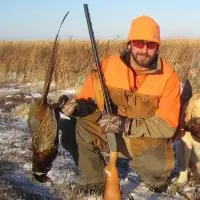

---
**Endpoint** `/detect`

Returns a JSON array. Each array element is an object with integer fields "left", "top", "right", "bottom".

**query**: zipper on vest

[{"left": 133, "top": 93, "right": 136, "bottom": 105}]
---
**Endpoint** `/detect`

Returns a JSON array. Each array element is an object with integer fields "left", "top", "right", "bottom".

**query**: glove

[
  {"left": 97, "top": 113, "right": 131, "bottom": 134},
  {"left": 58, "top": 95, "right": 78, "bottom": 116}
]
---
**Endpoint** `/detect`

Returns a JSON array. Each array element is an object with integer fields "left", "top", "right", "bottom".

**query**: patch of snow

[
  {"left": 31, "top": 93, "right": 42, "bottom": 98},
  {"left": 23, "top": 162, "right": 32, "bottom": 171},
  {"left": 59, "top": 89, "right": 76, "bottom": 95},
  {"left": 0, "top": 87, "right": 20, "bottom": 94},
  {"left": 5, "top": 101, "right": 12, "bottom": 105},
  {"left": 24, "top": 95, "right": 32, "bottom": 99},
  {"left": 5, "top": 95, "right": 12, "bottom": 98},
  {"left": 1, "top": 173, "right": 57, "bottom": 199}
]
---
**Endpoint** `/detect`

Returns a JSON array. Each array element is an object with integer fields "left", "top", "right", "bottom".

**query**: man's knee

[
  {"left": 75, "top": 115, "right": 106, "bottom": 184},
  {"left": 76, "top": 113, "right": 108, "bottom": 152},
  {"left": 131, "top": 153, "right": 166, "bottom": 173},
  {"left": 76, "top": 117, "right": 95, "bottom": 151},
  {"left": 76, "top": 116, "right": 90, "bottom": 140},
  {"left": 130, "top": 150, "right": 170, "bottom": 186}
]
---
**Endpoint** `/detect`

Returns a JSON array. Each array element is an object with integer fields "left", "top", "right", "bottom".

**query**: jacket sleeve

[
  {"left": 130, "top": 71, "right": 181, "bottom": 138},
  {"left": 74, "top": 59, "right": 109, "bottom": 116},
  {"left": 77, "top": 58, "right": 108, "bottom": 100},
  {"left": 70, "top": 74, "right": 96, "bottom": 117}
]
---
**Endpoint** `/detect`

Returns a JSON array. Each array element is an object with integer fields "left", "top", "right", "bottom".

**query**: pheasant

[{"left": 27, "top": 12, "right": 70, "bottom": 183}]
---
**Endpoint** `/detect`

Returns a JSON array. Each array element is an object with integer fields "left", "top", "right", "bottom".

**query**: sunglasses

[{"left": 132, "top": 40, "right": 158, "bottom": 50}]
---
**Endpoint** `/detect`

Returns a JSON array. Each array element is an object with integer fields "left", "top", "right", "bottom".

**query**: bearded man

[{"left": 61, "top": 15, "right": 181, "bottom": 193}]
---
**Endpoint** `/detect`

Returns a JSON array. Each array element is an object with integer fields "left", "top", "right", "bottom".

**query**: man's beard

[{"left": 131, "top": 52, "right": 157, "bottom": 68}]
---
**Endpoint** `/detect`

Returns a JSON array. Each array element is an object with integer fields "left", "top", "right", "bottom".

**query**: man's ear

[{"left": 127, "top": 41, "right": 132, "bottom": 51}]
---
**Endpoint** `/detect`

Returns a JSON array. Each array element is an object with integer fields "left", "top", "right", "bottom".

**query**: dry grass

[
  {"left": 160, "top": 39, "right": 200, "bottom": 82},
  {"left": 0, "top": 39, "right": 200, "bottom": 91}
]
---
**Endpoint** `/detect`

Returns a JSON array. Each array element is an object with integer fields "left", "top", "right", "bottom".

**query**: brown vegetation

[{"left": 0, "top": 39, "right": 200, "bottom": 91}]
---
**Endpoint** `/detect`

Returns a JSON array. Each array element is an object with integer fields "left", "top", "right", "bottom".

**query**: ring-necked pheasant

[{"left": 27, "top": 12, "right": 70, "bottom": 183}]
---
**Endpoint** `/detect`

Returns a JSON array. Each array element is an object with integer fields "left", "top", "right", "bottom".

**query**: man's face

[{"left": 130, "top": 40, "right": 158, "bottom": 68}]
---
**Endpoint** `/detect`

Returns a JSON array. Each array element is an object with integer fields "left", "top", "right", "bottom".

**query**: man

[{"left": 61, "top": 15, "right": 181, "bottom": 193}]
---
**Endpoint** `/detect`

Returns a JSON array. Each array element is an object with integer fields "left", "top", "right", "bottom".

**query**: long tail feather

[{"left": 41, "top": 11, "right": 70, "bottom": 105}]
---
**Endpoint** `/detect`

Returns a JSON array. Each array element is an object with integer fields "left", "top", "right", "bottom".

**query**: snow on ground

[{"left": 0, "top": 83, "right": 192, "bottom": 200}]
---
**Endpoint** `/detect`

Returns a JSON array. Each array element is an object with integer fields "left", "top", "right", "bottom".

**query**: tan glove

[
  {"left": 97, "top": 113, "right": 131, "bottom": 134},
  {"left": 58, "top": 95, "right": 78, "bottom": 116}
]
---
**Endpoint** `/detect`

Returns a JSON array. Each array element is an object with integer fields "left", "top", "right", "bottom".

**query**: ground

[{"left": 0, "top": 82, "right": 198, "bottom": 200}]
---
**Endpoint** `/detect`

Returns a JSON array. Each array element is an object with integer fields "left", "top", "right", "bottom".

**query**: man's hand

[
  {"left": 58, "top": 95, "right": 78, "bottom": 116},
  {"left": 97, "top": 113, "right": 131, "bottom": 134}
]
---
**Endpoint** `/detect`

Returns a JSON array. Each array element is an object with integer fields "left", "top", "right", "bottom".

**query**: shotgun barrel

[
  {"left": 83, "top": 3, "right": 117, "bottom": 153},
  {"left": 83, "top": 4, "right": 121, "bottom": 200}
]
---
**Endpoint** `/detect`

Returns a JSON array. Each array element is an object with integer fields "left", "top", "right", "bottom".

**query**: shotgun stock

[{"left": 83, "top": 4, "right": 121, "bottom": 200}]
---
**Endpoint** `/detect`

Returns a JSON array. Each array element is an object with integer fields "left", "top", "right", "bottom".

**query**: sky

[{"left": 1, "top": 0, "right": 200, "bottom": 40}]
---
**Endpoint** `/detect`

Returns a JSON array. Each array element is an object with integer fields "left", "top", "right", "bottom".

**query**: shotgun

[{"left": 83, "top": 4, "right": 121, "bottom": 200}]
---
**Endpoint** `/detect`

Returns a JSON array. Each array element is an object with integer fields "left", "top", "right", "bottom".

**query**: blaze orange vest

[
  {"left": 78, "top": 55, "right": 180, "bottom": 128},
  {"left": 103, "top": 55, "right": 173, "bottom": 96}
]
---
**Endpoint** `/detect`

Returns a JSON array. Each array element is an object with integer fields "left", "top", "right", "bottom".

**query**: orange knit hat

[{"left": 127, "top": 16, "right": 160, "bottom": 44}]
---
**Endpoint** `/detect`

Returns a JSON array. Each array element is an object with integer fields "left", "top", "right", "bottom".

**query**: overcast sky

[{"left": 1, "top": 0, "right": 200, "bottom": 40}]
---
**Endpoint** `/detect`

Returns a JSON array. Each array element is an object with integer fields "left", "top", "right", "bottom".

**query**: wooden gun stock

[{"left": 104, "top": 152, "right": 121, "bottom": 200}]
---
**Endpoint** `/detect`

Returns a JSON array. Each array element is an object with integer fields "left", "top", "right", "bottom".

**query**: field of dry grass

[
  {"left": 0, "top": 39, "right": 200, "bottom": 200},
  {"left": 0, "top": 39, "right": 200, "bottom": 91}
]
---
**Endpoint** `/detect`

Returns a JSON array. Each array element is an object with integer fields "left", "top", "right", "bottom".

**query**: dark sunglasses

[{"left": 132, "top": 40, "right": 158, "bottom": 50}]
